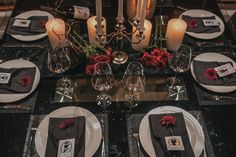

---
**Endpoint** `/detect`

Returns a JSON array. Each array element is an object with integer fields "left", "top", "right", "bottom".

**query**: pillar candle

[
  {"left": 139, "top": 0, "right": 147, "bottom": 31},
  {"left": 131, "top": 20, "right": 152, "bottom": 51},
  {"left": 87, "top": 16, "right": 107, "bottom": 45},
  {"left": 45, "top": 18, "right": 66, "bottom": 49},
  {"left": 96, "top": 0, "right": 102, "bottom": 35},
  {"left": 165, "top": 18, "right": 187, "bottom": 51},
  {"left": 118, "top": 0, "right": 123, "bottom": 22}
]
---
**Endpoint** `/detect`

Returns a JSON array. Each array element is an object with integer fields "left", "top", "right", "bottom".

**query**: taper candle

[
  {"left": 136, "top": 0, "right": 142, "bottom": 20},
  {"left": 118, "top": 0, "right": 124, "bottom": 22},
  {"left": 96, "top": 0, "right": 102, "bottom": 35},
  {"left": 139, "top": 0, "right": 147, "bottom": 31}
]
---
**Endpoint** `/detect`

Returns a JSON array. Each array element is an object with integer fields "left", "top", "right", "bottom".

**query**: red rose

[
  {"left": 19, "top": 75, "right": 32, "bottom": 87},
  {"left": 151, "top": 48, "right": 161, "bottom": 56},
  {"left": 160, "top": 115, "right": 176, "bottom": 126},
  {"left": 59, "top": 118, "right": 75, "bottom": 129},
  {"left": 188, "top": 19, "right": 198, "bottom": 28},
  {"left": 204, "top": 68, "right": 217, "bottom": 80},
  {"left": 106, "top": 47, "right": 112, "bottom": 56}
]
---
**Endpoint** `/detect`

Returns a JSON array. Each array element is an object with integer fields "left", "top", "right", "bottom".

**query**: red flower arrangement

[
  {"left": 160, "top": 115, "right": 176, "bottom": 127},
  {"left": 59, "top": 118, "right": 75, "bottom": 129},
  {"left": 19, "top": 75, "right": 33, "bottom": 87},
  {"left": 204, "top": 68, "right": 217, "bottom": 80},
  {"left": 141, "top": 48, "right": 171, "bottom": 70},
  {"left": 86, "top": 47, "right": 112, "bottom": 75}
]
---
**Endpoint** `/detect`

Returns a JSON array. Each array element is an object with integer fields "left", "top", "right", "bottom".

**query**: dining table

[{"left": 0, "top": 0, "right": 236, "bottom": 157}]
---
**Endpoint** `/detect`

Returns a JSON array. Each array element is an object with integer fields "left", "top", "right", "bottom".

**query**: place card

[
  {"left": 0, "top": 73, "right": 11, "bottom": 84},
  {"left": 165, "top": 136, "right": 185, "bottom": 151},
  {"left": 203, "top": 19, "right": 219, "bottom": 27},
  {"left": 214, "top": 63, "right": 236, "bottom": 77},
  {"left": 57, "top": 138, "right": 75, "bottom": 157},
  {"left": 13, "top": 19, "right": 30, "bottom": 27}
]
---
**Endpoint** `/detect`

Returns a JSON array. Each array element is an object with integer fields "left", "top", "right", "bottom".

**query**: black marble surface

[{"left": 0, "top": 0, "right": 236, "bottom": 157}]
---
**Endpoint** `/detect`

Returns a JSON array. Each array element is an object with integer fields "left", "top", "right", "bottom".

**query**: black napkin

[
  {"left": 45, "top": 116, "right": 85, "bottom": 157},
  {"left": 0, "top": 67, "right": 36, "bottom": 94},
  {"left": 192, "top": 60, "right": 236, "bottom": 86},
  {"left": 182, "top": 15, "right": 221, "bottom": 33},
  {"left": 7, "top": 16, "right": 48, "bottom": 35},
  {"left": 149, "top": 113, "right": 195, "bottom": 157}
]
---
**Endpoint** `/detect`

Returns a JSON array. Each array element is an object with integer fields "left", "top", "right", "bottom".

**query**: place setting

[
  {"left": 127, "top": 106, "right": 215, "bottom": 157},
  {"left": 22, "top": 106, "right": 109, "bottom": 157},
  {"left": 190, "top": 52, "right": 236, "bottom": 106},
  {"left": 3, "top": 10, "right": 54, "bottom": 48},
  {"left": 0, "top": 58, "right": 40, "bottom": 113}
]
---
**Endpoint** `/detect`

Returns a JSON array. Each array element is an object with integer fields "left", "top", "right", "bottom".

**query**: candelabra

[{"left": 95, "top": 17, "right": 146, "bottom": 64}]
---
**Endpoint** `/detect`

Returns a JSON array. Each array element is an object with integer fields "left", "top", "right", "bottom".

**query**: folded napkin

[
  {"left": 7, "top": 16, "right": 48, "bottom": 35},
  {"left": 182, "top": 15, "right": 221, "bottom": 33},
  {"left": 192, "top": 60, "right": 236, "bottom": 86},
  {"left": 149, "top": 113, "right": 195, "bottom": 157},
  {"left": 45, "top": 116, "right": 85, "bottom": 157},
  {"left": 0, "top": 67, "right": 36, "bottom": 94}
]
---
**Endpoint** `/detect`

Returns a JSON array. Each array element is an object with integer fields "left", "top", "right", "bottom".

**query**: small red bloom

[
  {"left": 188, "top": 19, "right": 198, "bottom": 29},
  {"left": 59, "top": 118, "right": 75, "bottom": 129},
  {"left": 151, "top": 48, "right": 161, "bottom": 56},
  {"left": 160, "top": 115, "right": 176, "bottom": 126},
  {"left": 19, "top": 75, "right": 32, "bottom": 87},
  {"left": 106, "top": 47, "right": 112, "bottom": 56},
  {"left": 86, "top": 64, "right": 95, "bottom": 75},
  {"left": 204, "top": 68, "right": 217, "bottom": 80}
]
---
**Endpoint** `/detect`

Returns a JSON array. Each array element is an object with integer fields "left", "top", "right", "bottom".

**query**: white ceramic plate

[
  {"left": 191, "top": 53, "right": 236, "bottom": 93},
  {"left": 35, "top": 106, "right": 102, "bottom": 157},
  {"left": 139, "top": 106, "right": 205, "bottom": 157},
  {"left": 0, "top": 59, "right": 40, "bottom": 103},
  {"left": 180, "top": 9, "right": 225, "bottom": 39},
  {"left": 12, "top": 10, "right": 54, "bottom": 41}
]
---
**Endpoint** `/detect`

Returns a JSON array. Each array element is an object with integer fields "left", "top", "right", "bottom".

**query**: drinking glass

[
  {"left": 91, "top": 62, "right": 115, "bottom": 111},
  {"left": 166, "top": 44, "right": 192, "bottom": 90},
  {"left": 48, "top": 23, "right": 73, "bottom": 97},
  {"left": 122, "top": 62, "right": 145, "bottom": 109}
]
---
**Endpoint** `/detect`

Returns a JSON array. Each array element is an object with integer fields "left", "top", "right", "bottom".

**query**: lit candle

[
  {"left": 118, "top": 0, "right": 123, "bottom": 22},
  {"left": 136, "top": 0, "right": 142, "bottom": 20},
  {"left": 139, "top": 0, "right": 147, "bottom": 31},
  {"left": 96, "top": 0, "right": 102, "bottom": 35},
  {"left": 131, "top": 20, "right": 152, "bottom": 51},
  {"left": 87, "top": 16, "right": 107, "bottom": 45},
  {"left": 45, "top": 18, "right": 66, "bottom": 49},
  {"left": 165, "top": 18, "right": 187, "bottom": 51}
]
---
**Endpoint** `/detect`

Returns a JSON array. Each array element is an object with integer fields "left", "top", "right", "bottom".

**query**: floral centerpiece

[{"left": 141, "top": 48, "right": 171, "bottom": 70}]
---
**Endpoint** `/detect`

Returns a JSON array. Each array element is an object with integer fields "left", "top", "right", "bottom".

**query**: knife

[{"left": 0, "top": 104, "right": 30, "bottom": 110}]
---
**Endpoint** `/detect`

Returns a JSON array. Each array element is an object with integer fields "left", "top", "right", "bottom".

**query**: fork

[
  {"left": 133, "top": 133, "right": 141, "bottom": 157},
  {"left": 212, "top": 95, "right": 236, "bottom": 101}
]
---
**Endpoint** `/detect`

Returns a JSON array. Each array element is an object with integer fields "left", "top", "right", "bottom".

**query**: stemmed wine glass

[
  {"left": 122, "top": 62, "right": 145, "bottom": 110},
  {"left": 166, "top": 44, "right": 192, "bottom": 91},
  {"left": 91, "top": 62, "right": 115, "bottom": 111},
  {"left": 48, "top": 23, "right": 73, "bottom": 98}
]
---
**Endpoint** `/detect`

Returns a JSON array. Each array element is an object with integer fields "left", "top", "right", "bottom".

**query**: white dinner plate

[
  {"left": 0, "top": 59, "right": 40, "bottom": 103},
  {"left": 35, "top": 106, "right": 102, "bottom": 157},
  {"left": 139, "top": 106, "right": 205, "bottom": 157},
  {"left": 12, "top": 10, "right": 54, "bottom": 41},
  {"left": 191, "top": 53, "right": 236, "bottom": 93},
  {"left": 180, "top": 9, "right": 225, "bottom": 39}
]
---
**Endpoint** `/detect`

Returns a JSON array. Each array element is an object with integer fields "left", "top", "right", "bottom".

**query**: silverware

[
  {"left": 133, "top": 133, "right": 141, "bottom": 157},
  {"left": 26, "top": 127, "right": 37, "bottom": 156},
  {"left": 212, "top": 95, "right": 236, "bottom": 101},
  {"left": 1, "top": 44, "right": 46, "bottom": 48},
  {"left": 195, "top": 41, "right": 224, "bottom": 47},
  {"left": 100, "top": 115, "right": 106, "bottom": 157},
  {"left": 0, "top": 104, "right": 30, "bottom": 110}
]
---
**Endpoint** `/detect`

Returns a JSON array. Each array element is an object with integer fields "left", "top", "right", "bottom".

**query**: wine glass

[
  {"left": 166, "top": 44, "right": 192, "bottom": 91},
  {"left": 91, "top": 62, "right": 115, "bottom": 112},
  {"left": 48, "top": 22, "right": 73, "bottom": 99},
  {"left": 122, "top": 62, "right": 145, "bottom": 110}
]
